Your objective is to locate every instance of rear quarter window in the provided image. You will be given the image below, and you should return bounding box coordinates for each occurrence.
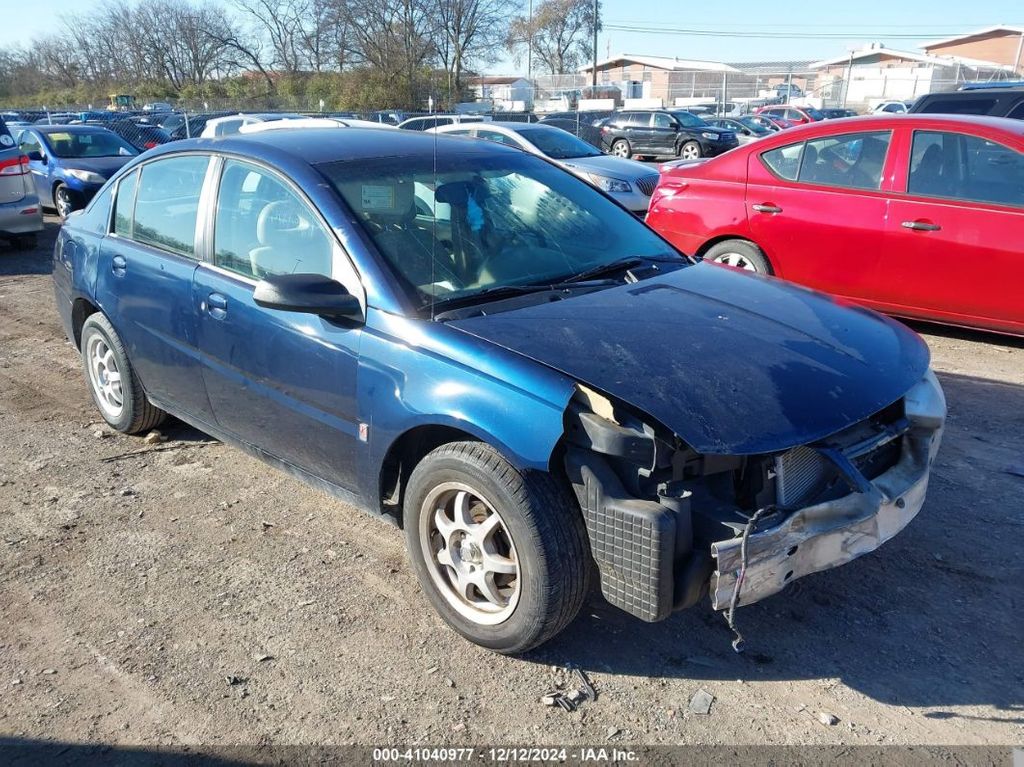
[760,142,804,181]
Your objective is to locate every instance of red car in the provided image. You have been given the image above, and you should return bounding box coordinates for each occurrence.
[755,105,825,125]
[646,114,1024,335]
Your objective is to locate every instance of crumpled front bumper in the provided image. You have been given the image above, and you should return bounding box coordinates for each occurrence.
[710,370,946,610]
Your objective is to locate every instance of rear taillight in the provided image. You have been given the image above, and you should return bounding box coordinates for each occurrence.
[144,142,158,149]
[0,155,30,176]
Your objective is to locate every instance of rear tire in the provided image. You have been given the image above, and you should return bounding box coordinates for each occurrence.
[610,139,632,159]
[80,313,166,434]
[704,239,771,274]
[404,441,590,654]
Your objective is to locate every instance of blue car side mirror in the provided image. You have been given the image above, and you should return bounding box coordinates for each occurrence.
[253,273,363,322]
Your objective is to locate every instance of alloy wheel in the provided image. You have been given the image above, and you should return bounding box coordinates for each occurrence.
[55,186,73,218]
[680,143,701,160]
[714,252,758,271]
[86,335,124,418]
[419,482,520,625]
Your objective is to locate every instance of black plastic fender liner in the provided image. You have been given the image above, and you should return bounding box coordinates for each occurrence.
[564,448,677,622]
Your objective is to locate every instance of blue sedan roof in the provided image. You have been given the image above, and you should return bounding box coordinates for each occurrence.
[160,128,521,166]
[34,124,118,134]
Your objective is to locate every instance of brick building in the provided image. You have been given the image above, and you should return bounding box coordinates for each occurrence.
[923,25,1024,74]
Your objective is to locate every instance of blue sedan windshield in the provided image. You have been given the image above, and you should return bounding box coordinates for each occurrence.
[319,152,679,308]
[43,130,137,158]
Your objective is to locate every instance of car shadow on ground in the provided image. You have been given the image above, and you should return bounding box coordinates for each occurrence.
[0,218,59,277]
[526,371,1024,720]
[902,318,1024,350]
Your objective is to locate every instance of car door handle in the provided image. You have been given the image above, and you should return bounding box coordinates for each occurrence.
[111,254,127,276]
[901,220,941,232]
[752,204,783,214]
[204,292,228,320]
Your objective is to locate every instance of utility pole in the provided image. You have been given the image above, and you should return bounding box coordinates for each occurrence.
[527,0,533,83]
[591,0,598,88]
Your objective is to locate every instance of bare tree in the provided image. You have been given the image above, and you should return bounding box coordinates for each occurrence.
[434,0,514,104]
[506,0,598,75]
[345,0,437,104]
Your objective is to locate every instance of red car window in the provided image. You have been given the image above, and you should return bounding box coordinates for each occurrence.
[908,130,1024,208]
[799,131,892,191]
[760,142,804,181]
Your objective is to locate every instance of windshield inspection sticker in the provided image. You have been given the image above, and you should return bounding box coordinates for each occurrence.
[0,135,13,147]
[361,184,395,211]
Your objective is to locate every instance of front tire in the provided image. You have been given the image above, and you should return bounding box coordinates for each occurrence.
[54,183,76,218]
[80,313,166,434]
[404,441,590,654]
[704,239,771,274]
[610,139,632,159]
[678,140,702,160]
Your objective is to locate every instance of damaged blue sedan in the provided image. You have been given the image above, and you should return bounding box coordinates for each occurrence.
[53,129,945,653]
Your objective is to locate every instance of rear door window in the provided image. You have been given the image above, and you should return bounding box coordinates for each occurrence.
[798,131,892,190]
[131,155,209,257]
[627,113,651,127]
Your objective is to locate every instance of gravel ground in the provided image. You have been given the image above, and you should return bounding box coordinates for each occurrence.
[1,218,1022,750]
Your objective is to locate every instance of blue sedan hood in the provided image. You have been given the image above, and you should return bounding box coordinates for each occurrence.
[62,155,134,178]
[450,263,930,455]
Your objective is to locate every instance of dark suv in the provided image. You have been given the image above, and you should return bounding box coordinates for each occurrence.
[909,87,1024,120]
[600,110,738,160]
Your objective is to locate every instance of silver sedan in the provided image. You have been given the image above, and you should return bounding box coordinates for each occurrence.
[429,121,659,214]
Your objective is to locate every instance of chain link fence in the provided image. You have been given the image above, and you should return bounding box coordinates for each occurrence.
[2,61,1018,153]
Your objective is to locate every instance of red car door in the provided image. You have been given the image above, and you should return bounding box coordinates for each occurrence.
[878,126,1024,334]
[745,129,897,299]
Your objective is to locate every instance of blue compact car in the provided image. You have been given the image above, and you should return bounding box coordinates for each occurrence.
[53,129,946,652]
[17,124,137,217]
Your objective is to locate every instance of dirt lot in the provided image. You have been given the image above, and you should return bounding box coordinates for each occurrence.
[1,218,1022,750]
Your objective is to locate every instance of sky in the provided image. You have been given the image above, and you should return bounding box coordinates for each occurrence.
[2,0,1023,74]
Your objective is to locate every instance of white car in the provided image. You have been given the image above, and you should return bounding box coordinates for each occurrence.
[429,121,660,214]
[238,117,396,134]
[398,114,489,131]
[200,113,305,138]
[142,102,172,113]
[873,100,914,114]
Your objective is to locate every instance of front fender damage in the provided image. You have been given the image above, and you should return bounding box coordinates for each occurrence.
[561,371,946,627]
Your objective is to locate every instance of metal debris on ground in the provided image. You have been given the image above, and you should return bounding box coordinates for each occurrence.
[688,688,715,715]
[541,667,598,712]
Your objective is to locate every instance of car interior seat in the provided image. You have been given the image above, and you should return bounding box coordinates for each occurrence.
[249,199,332,278]
[910,143,948,196]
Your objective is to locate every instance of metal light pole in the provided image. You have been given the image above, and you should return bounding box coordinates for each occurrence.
[527,0,533,83]
[591,0,598,88]
[842,49,854,108]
